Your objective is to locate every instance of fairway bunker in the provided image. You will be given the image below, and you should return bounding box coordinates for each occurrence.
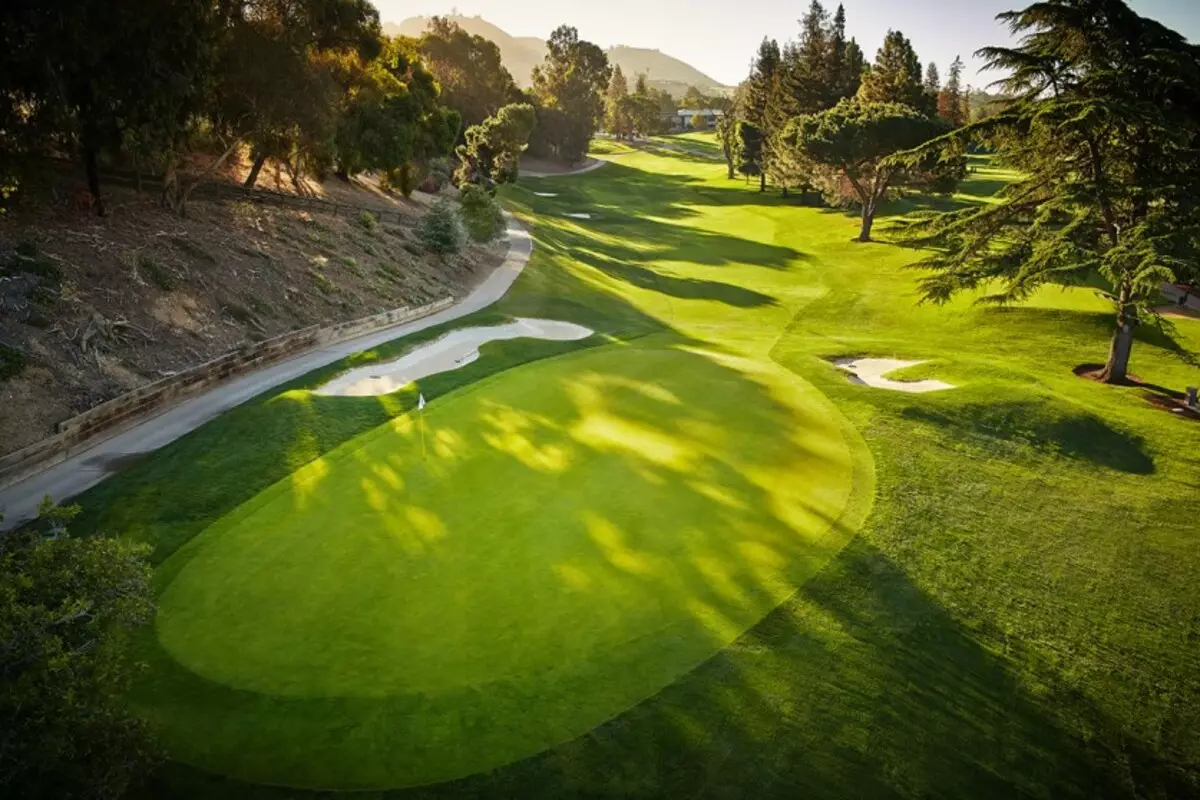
[565,212,593,219]
[533,192,559,197]
[315,318,594,397]
[835,358,956,393]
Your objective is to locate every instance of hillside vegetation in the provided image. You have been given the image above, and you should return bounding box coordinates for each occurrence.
[0,160,504,457]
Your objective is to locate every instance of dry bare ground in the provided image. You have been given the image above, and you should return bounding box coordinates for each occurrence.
[0,154,504,456]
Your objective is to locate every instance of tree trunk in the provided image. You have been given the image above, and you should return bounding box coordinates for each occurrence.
[84,146,105,217]
[781,185,789,198]
[857,203,875,242]
[759,173,766,193]
[244,151,268,189]
[1098,279,1138,384]
[1100,320,1135,384]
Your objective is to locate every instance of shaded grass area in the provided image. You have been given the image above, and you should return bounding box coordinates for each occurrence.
[134,342,866,789]
[77,145,1200,798]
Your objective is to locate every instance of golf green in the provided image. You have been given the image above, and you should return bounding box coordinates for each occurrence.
[150,338,867,787]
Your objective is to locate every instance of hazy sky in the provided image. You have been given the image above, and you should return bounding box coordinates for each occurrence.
[375,0,1200,87]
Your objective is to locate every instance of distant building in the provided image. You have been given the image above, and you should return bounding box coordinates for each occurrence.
[671,108,725,131]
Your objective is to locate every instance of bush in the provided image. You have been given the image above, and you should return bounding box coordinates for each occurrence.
[356,210,378,231]
[416,199,466,255]
[0,501,161,798]
[427,158,453,191]
[0,342,25,381]
[458,185,506,243]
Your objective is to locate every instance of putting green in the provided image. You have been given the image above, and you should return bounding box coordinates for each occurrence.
[151,338,866,788]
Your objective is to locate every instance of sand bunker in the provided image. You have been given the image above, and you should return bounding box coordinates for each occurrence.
[533,192,559,198]
[564,212,592,219]
[835,358,956,393]
[316,318,595,397]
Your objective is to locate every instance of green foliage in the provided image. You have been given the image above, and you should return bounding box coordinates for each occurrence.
[426,157,453,191]
[356,210,378,231]
[417,199,466,254]
[454,103,537,187]
[0,501,159,799]
[309,269,336,295]
[936,56,968,127]
[332,36,461,180]
[0,342,25,381]
[605,65,633,138]
[623,76,673,137]
[137,253,175,291]
[530,26,612,163]
[894,0,1200,381]
[418,17,522,130]
[856,30,933,115]
[458,184,506,243]
[735,121,764,180]
[0,0,219,214]
[781,99,960,239]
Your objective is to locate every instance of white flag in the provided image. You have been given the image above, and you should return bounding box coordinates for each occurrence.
[418,392,426,410]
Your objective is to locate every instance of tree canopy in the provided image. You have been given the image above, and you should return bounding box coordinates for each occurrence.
[0,0,467,217]
[0,504,157,799]
[856,30,933,116]
[895,0,1200,383]
[454,103,537,187]
[781,99,961,241]
[530,26,611,164]
[418,17,521,130]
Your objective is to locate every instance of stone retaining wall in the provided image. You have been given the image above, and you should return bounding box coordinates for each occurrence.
[0,297,453,490]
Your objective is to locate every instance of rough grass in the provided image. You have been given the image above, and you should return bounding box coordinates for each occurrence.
[73,145,1200,799]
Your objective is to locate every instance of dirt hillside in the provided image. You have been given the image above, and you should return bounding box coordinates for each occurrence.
[0,157,505,457]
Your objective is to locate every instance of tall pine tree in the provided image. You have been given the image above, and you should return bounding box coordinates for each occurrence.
[857,30,931,115]
[743,37,781,191]
[937,56,967,127]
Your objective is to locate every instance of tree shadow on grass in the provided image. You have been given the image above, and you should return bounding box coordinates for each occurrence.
[122,340,868,792]
[578,254,777,308]
[141,540,1157,799]
[518,206,809,273]
[901,399,1155,475]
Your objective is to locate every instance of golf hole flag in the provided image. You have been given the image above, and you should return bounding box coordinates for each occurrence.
[418,392,426,410]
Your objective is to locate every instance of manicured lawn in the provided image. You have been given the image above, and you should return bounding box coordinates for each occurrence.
[72,144,1200,798]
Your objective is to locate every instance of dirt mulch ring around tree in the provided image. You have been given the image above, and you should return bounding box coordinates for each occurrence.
[1075,363,1200,422]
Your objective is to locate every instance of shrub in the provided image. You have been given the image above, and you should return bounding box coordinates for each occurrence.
[0,500,160,798]
[458,185,506,243]
[417,199,466,255]
[427,158,453,191]
[137,252,174,291]
[0,341,25,381]
[356,210,378,231]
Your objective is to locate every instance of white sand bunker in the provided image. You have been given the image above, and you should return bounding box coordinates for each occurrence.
[564,212,592,219]
[533,192,559,197]
[835,358,956,393]
[316,318,595,397]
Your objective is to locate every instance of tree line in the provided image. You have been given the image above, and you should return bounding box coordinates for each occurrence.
[721,0,1200,383]
[724,1,971,241]
[0,4,617,216]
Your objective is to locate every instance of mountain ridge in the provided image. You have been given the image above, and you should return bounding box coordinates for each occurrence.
[384,15,731,98]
